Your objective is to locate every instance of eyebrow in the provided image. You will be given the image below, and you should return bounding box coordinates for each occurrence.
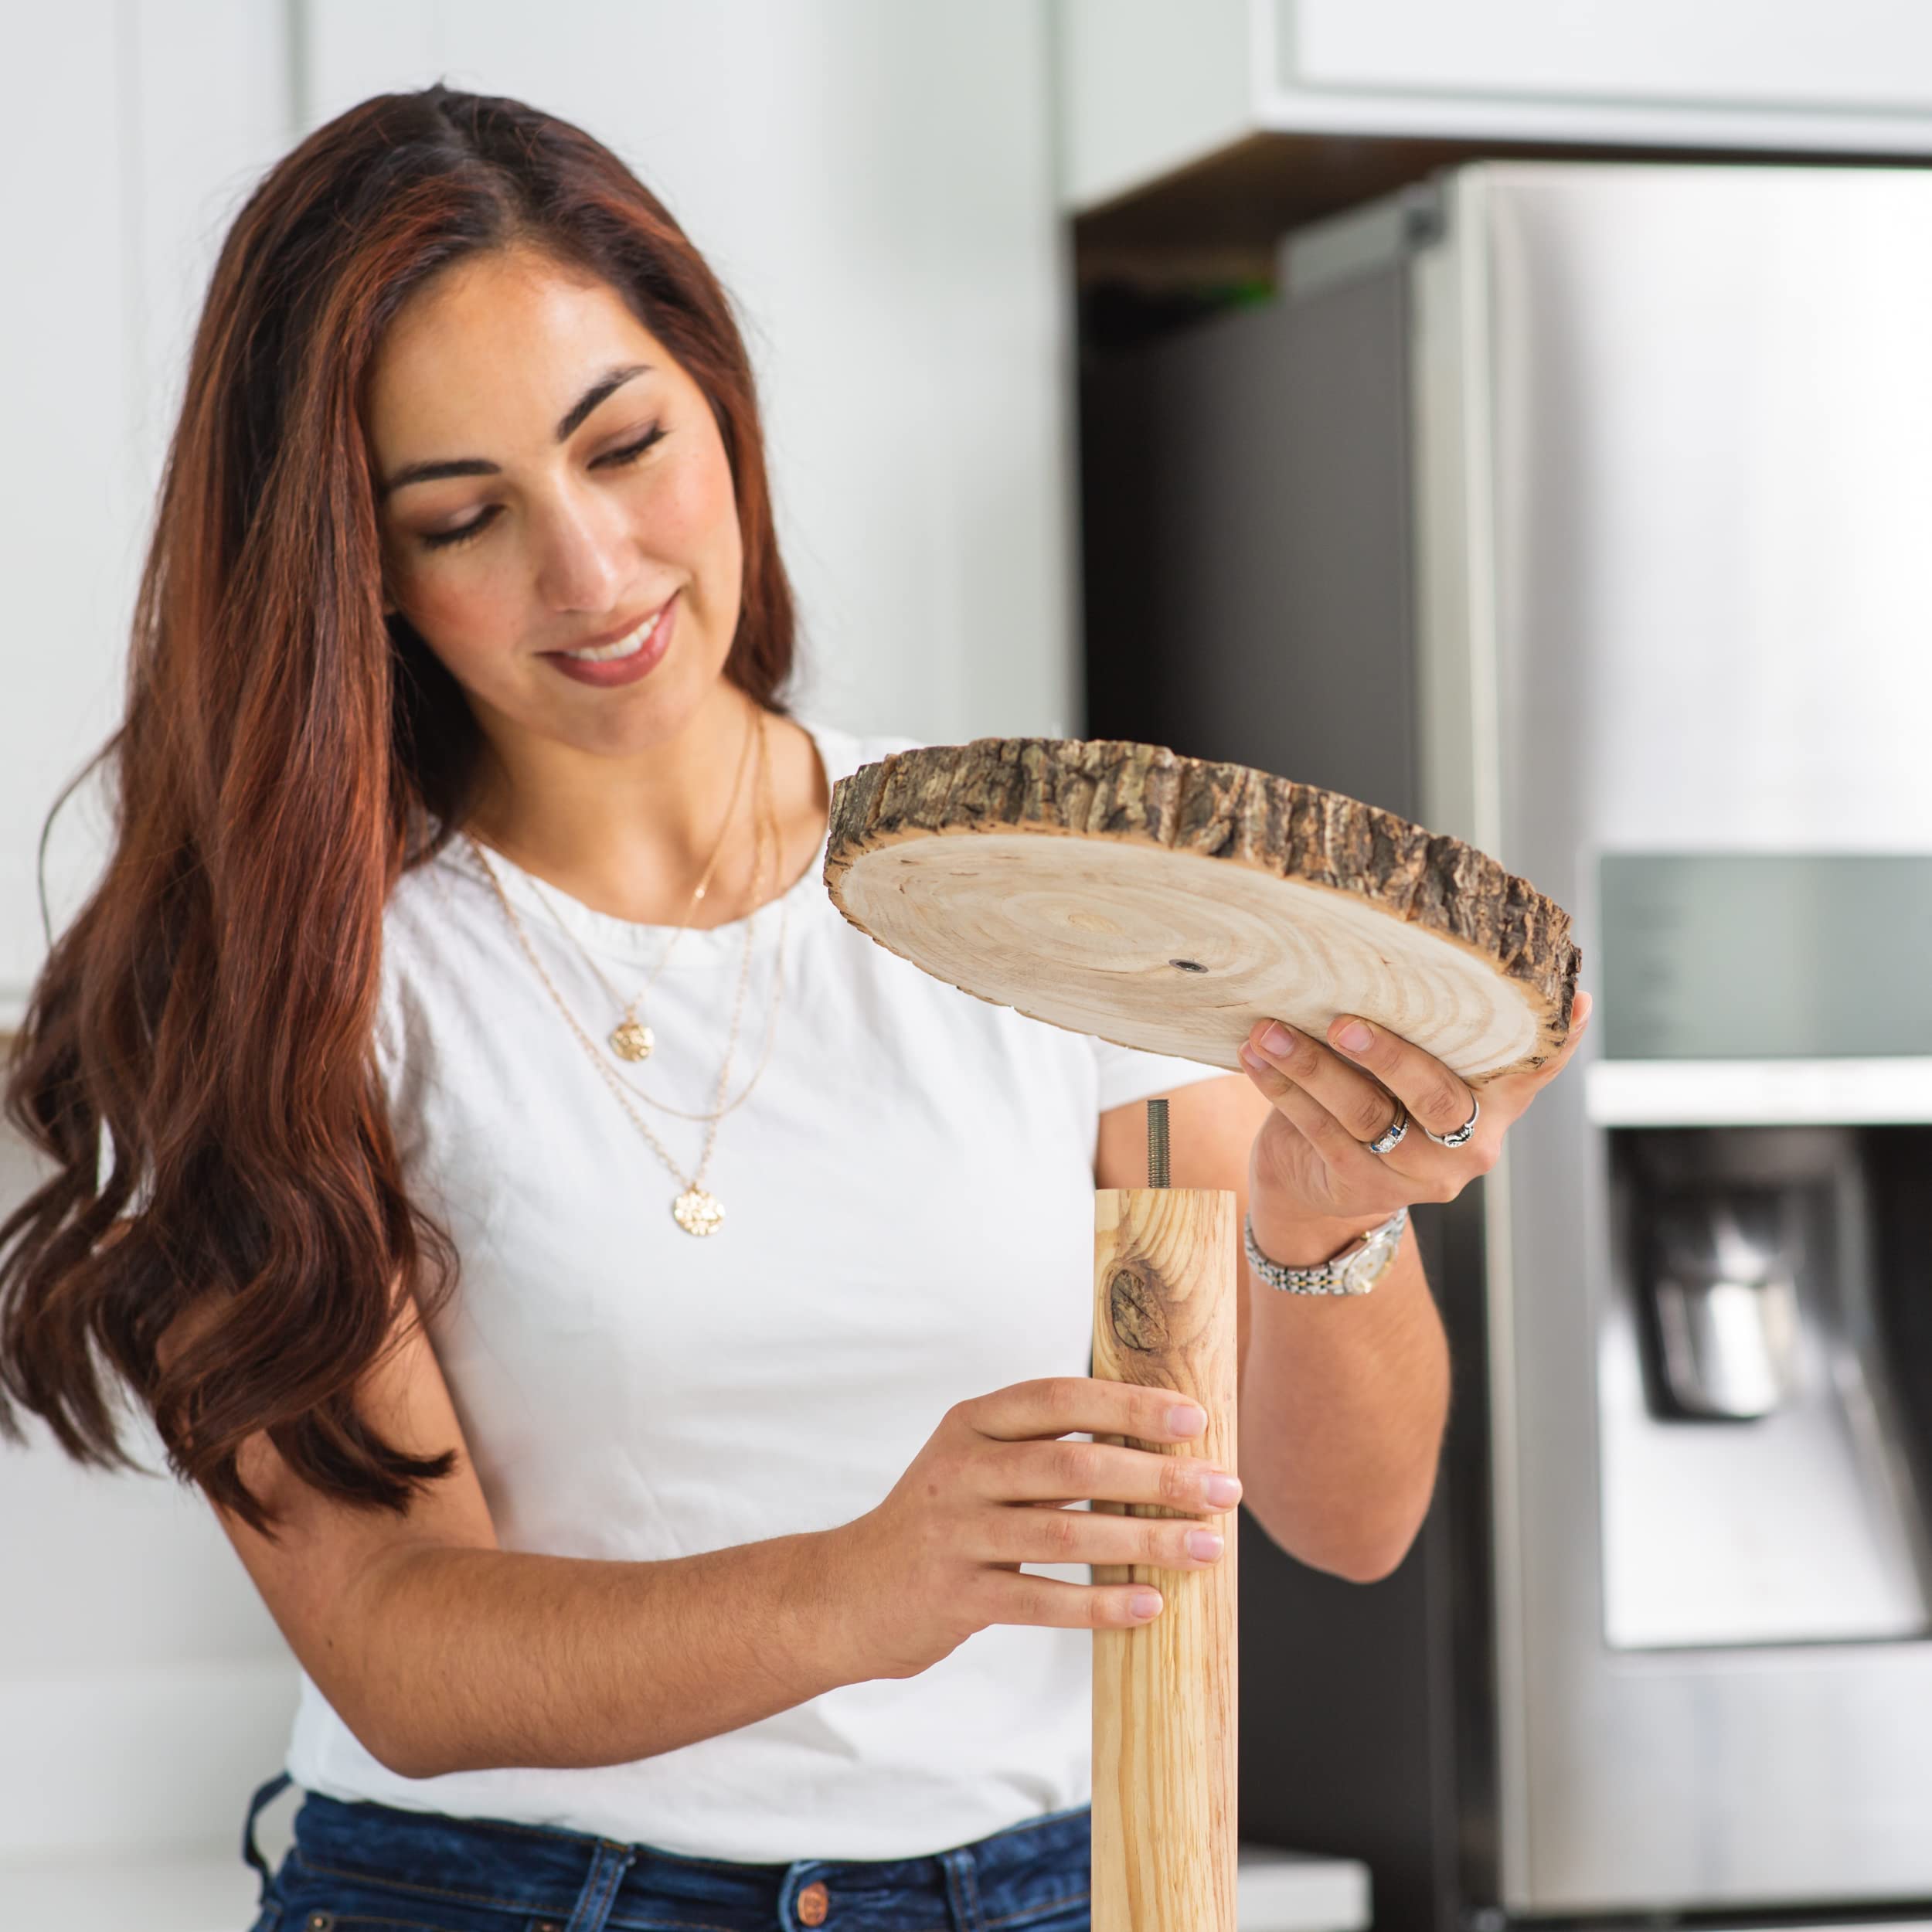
[377,362,653,499]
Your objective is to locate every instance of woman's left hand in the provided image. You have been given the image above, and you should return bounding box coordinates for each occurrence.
[1236,990,1594,1260]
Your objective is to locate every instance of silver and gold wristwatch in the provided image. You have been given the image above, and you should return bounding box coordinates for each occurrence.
[1243,1206,1410,1297]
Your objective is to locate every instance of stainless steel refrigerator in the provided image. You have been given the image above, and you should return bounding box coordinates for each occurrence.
[1080,162,1932,1925]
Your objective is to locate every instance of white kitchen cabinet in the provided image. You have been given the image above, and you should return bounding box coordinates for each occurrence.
[1291,0,1932,111]
[1056,0,1932,210]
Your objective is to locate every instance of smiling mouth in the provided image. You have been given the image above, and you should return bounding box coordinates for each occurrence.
[552,598,674,663]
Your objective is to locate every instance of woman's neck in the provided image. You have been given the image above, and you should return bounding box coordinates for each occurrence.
[463,684,823,929]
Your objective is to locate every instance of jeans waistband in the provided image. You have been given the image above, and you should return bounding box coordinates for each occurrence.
[270,1782,1090,1931]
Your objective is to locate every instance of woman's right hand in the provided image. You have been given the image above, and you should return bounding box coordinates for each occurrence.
[828,1377,1240,1682]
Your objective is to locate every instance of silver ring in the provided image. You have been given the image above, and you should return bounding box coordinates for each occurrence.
[1366,1104,1409,1156]
[1425,1097,1481,1148]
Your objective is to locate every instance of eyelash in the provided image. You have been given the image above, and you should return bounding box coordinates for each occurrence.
[417,424,670,553]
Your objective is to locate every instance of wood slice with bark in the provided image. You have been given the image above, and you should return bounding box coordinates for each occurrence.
[823,737,1580,1084]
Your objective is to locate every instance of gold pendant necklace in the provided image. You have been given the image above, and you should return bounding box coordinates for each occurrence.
[474,707,757,1066]
[611,1017,655,1063]
[492,726,795,1128]
[607,705,755,1062]
[672,1187,725,1236]
[468,713,779,1235]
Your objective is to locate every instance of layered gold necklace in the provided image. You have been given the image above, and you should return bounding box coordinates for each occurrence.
[468,709,786,1236]
[603,702,756,1063]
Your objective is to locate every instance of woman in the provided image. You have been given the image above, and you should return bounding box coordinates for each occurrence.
[0,84,1587,1932]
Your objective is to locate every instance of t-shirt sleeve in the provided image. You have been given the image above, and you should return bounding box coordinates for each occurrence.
[372,945,432,1173]
[1090,1034,1236,1114]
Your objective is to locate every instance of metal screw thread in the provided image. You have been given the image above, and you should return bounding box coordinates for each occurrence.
[1146,1097,1170,1189]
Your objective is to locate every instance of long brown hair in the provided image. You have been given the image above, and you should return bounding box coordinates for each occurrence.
[0,84,797,1533]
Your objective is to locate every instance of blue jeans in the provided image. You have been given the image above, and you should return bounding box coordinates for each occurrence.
[241,1771,1092,1931]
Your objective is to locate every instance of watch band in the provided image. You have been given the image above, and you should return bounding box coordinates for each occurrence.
[1243,1206,1410,1296]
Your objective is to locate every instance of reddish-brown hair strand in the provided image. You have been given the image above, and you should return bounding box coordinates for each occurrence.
[1,84,797,1534]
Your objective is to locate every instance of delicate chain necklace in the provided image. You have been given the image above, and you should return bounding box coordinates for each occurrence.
[468,716,777,1237]
[512,705,757,1065]
[624,883,791,1123]
[502,719,796,1126]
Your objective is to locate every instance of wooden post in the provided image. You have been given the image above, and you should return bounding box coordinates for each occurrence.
[1091,1184,1239,1932]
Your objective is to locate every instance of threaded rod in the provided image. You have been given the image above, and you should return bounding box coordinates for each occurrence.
[1147,1097,1171,1189]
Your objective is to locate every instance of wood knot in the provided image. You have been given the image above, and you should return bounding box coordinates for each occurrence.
[1108,1267,1168,1352]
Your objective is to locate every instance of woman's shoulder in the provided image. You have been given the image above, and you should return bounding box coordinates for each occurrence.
[379,841,485,988]
[372,840,495,1059]
[798,713,927,785]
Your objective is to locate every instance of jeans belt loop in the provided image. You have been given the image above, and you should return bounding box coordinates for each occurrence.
[940,1842,985,1932]
[563,1839,634,1932]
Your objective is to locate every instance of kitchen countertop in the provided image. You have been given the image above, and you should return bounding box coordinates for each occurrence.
[1240,1841,1372,1930]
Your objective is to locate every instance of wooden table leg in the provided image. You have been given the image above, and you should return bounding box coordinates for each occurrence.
[1092,1184,1239,1931]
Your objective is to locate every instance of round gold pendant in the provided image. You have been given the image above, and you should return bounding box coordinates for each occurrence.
[672,1188,725,1236]
[611,1018,655,1062]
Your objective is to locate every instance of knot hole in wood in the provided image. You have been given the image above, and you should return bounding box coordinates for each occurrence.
[1108,1265,1169,1352]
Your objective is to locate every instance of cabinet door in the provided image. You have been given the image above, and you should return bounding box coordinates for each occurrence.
[1286,0,1932,114]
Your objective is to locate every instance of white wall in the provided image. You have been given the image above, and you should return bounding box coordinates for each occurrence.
[298,0,1079,751]
[1,5,307,1923]
[1,3,1074,1920]
[0,2,298,1028]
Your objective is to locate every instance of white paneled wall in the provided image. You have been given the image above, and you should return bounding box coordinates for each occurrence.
[0,1,294,1026]
[2,7,304,1925]
[2,5,1073,1923]
[298,0,1079,751]
[2,2,141,1026]
[0,1133,300,1930]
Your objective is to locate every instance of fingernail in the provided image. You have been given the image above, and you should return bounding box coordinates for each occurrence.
[1261,1022,1294,1055]
[1204,1474,1242,1507]
[1238,1043,1267,1073]
[1336,1019,1374,1053]
[1131,1590,1163,1619]
[1168,1403,1206,1437]
[1186,1529,1225,1560]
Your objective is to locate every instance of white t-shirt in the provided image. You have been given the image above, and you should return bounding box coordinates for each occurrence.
[283,715,1231,1862]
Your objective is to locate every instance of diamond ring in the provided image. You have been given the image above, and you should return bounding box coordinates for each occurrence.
[1366,1104,1410,1156]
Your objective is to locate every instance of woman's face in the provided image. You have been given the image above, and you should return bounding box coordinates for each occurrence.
[366,245,745,764]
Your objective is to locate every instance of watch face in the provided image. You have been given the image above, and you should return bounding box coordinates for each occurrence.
[1343,1236,1397,1294]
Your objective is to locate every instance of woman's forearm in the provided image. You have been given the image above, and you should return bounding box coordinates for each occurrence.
[345,1528,861,1778]
[1236,1232,1450,1582]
